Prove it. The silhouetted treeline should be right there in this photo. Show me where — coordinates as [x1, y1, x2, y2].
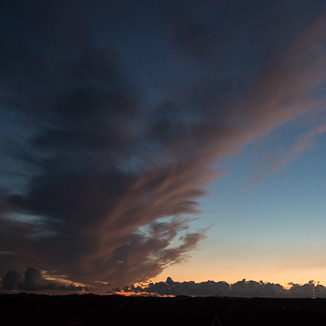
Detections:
[1, 293, 326, 326]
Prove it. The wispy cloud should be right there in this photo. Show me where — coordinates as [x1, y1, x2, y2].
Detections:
[252, 124, 326, 185]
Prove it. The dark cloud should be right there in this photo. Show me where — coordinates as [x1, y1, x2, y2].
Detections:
[126, 277, 326, 298]
[230, 279, 287, 298]
[98, 218, 206, 287]
[1, 0, 326, 291]
[23, 267, 45, 291]
[1, 267, 87, 292]
[287, 281, 326, 298]
[130, 278, 231, 297]
[171, 14, 222, 62]
[2, 270, 23, 290]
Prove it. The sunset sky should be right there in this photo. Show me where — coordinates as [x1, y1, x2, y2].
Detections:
[1, 0, 326, 295]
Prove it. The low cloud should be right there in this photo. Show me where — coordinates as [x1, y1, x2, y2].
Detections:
[1, 267, 88, 292]
[126, 277, 326, 298]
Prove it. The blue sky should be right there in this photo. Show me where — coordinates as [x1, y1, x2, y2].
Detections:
[159, 115, 326, 285]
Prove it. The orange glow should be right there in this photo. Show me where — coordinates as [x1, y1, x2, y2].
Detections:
[114, 290, 174, 297]
[151, 248, 326, 288]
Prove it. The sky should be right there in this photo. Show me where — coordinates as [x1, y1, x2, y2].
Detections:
[1, 0, 326, 296]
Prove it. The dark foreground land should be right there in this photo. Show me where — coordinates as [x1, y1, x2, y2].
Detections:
[1, 293, 326, 326]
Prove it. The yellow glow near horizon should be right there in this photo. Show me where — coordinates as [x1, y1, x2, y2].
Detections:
[151, 251, 326, 287]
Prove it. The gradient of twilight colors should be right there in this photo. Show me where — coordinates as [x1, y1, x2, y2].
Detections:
[1, 0, 326, 295]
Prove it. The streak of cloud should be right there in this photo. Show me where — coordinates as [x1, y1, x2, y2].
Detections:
[252, 124, 326, 185]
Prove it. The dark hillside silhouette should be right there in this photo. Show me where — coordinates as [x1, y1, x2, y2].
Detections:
[1, 294, 326, 326]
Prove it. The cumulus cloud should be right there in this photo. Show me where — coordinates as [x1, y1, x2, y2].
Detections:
[1, 0, 326, 290]
[2, 270, 23, 291]
[126, 277, 326, 298]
